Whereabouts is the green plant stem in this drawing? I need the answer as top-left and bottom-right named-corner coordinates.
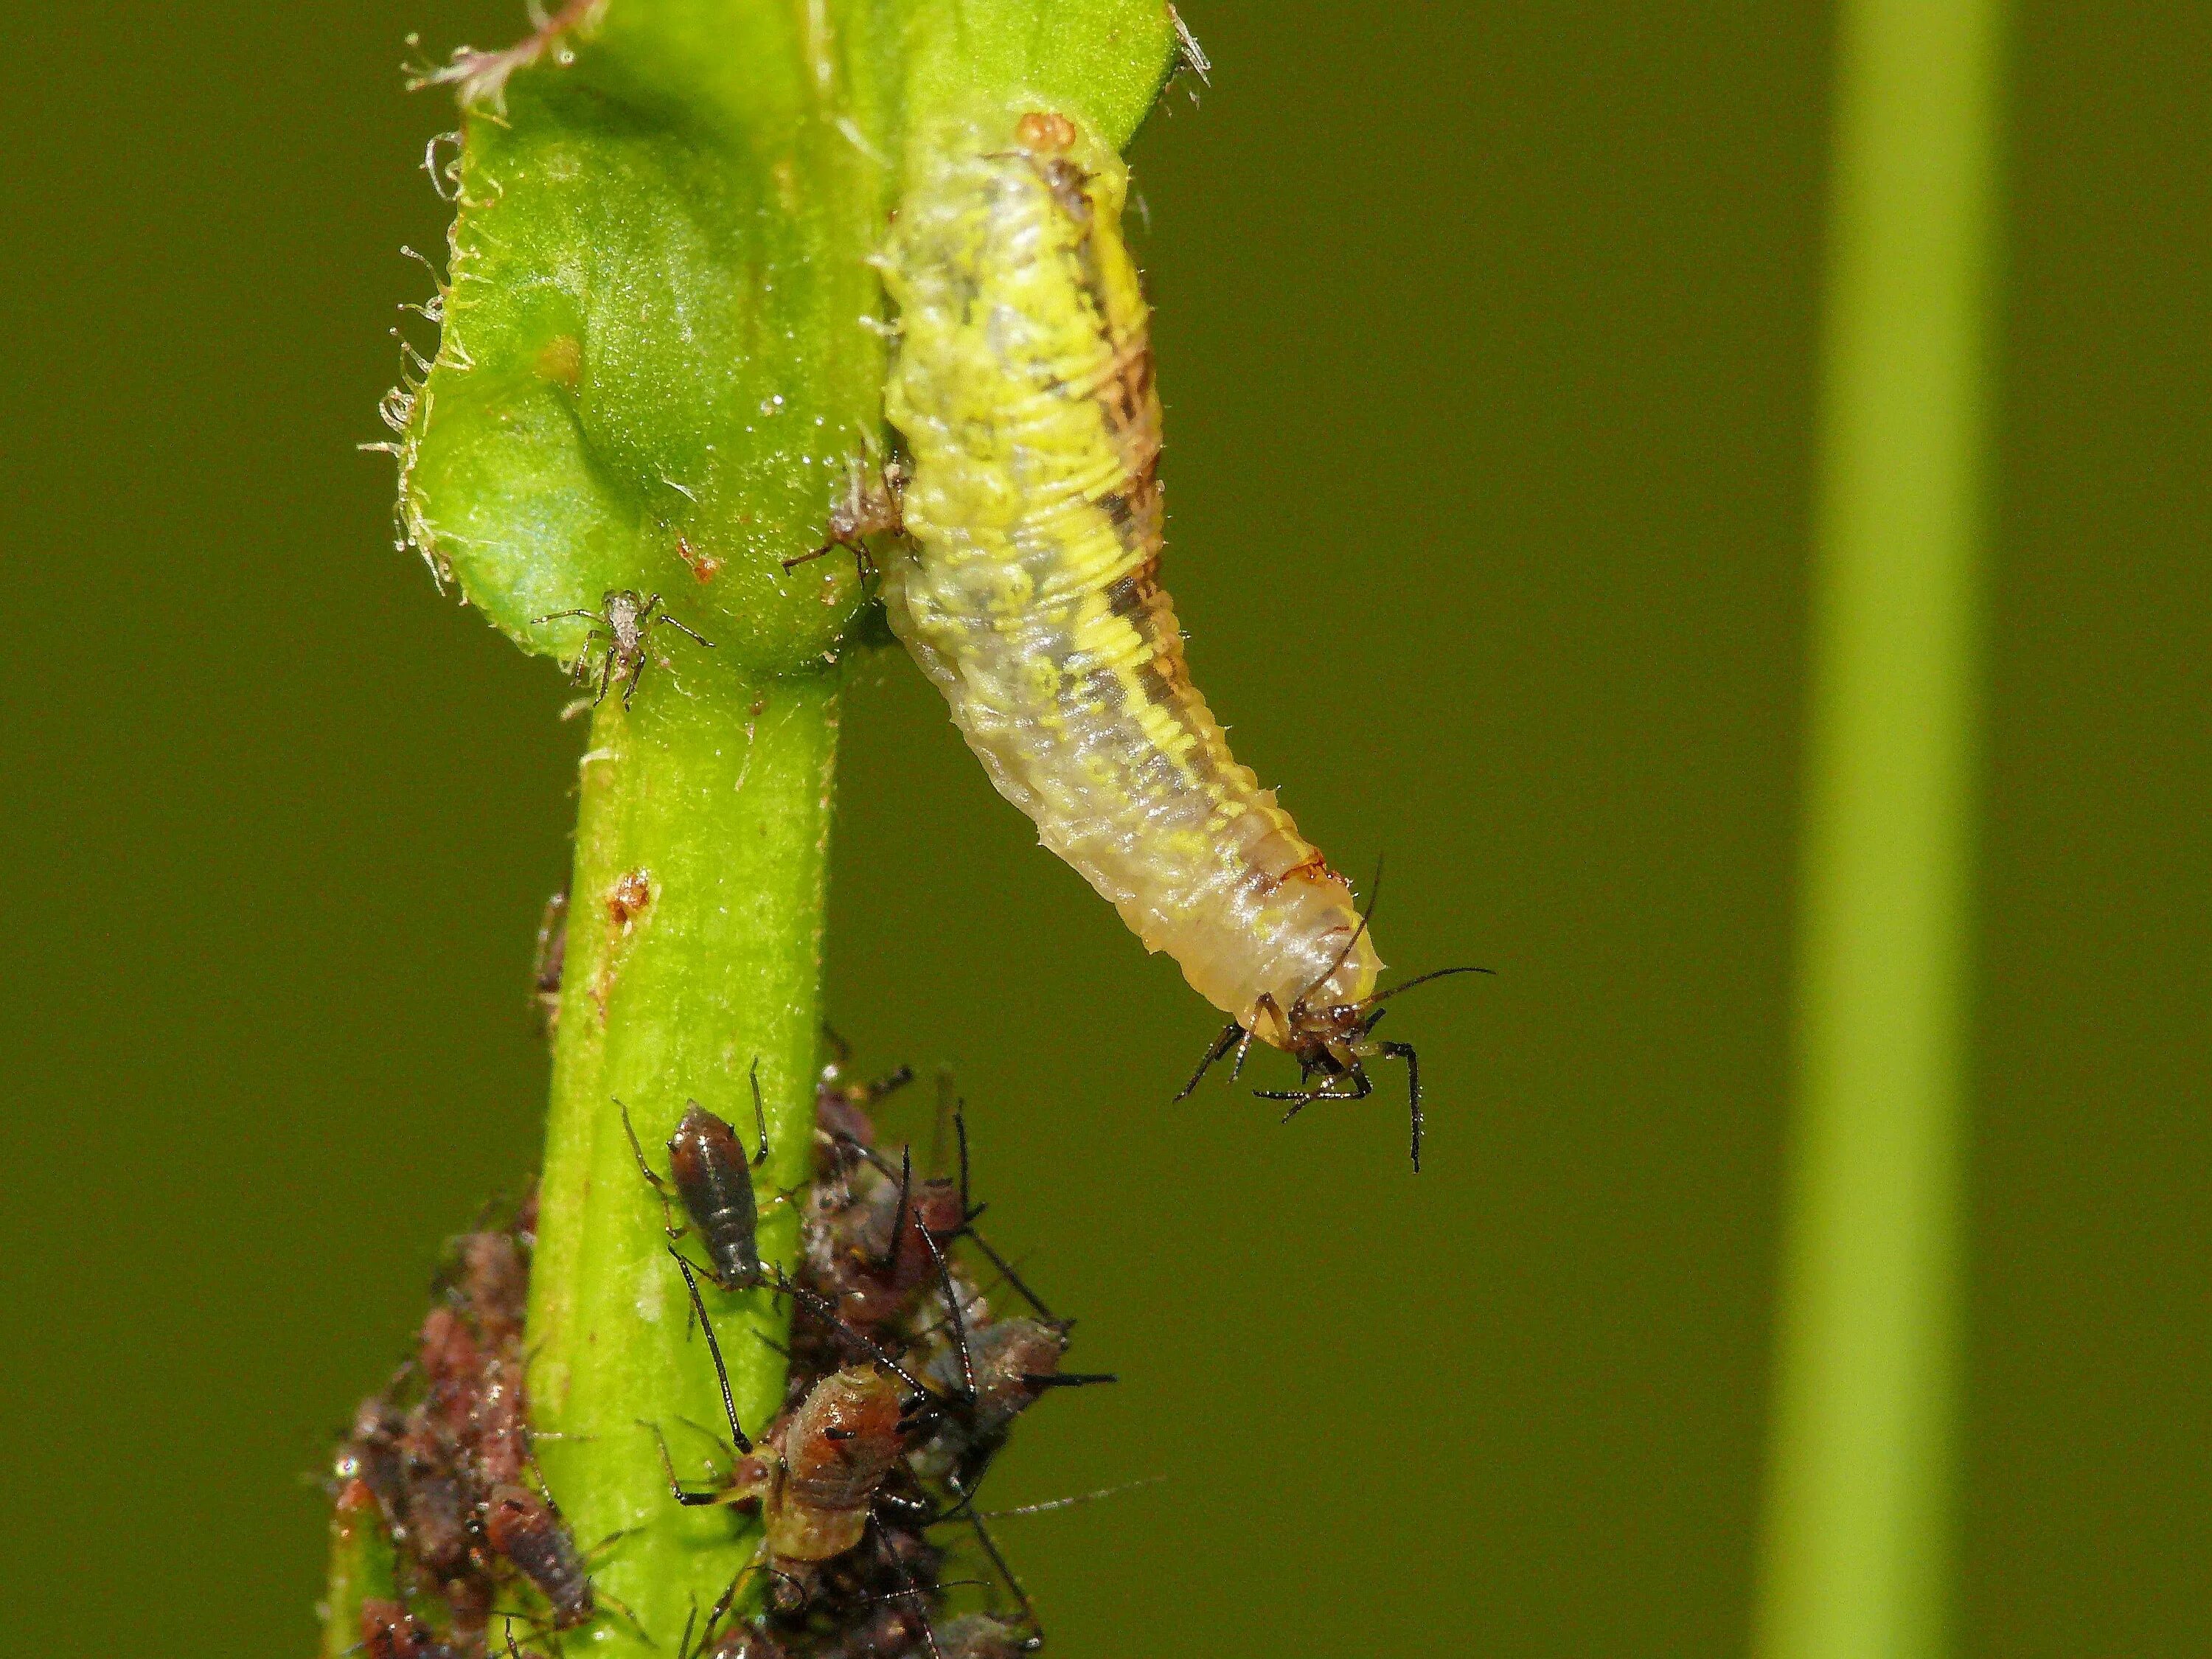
top-left (1757, 3), bottom-right (2006, 1658)
top-left (320, 1483), bottom-right (397, 1658)
top-left (529, 669), bottom-right (840, 1653)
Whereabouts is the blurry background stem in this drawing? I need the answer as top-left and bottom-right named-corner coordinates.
top-left (1757, 2), bottom-right (2007, 1658)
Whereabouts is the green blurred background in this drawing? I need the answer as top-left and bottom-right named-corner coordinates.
top-left (3, 3), bottom-right (2203, 1655)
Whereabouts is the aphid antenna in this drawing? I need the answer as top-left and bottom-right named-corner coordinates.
top-left (1021, 1371), bottom-right (1118, 1391)
top-left (770, 1268), bottom-right (936, 1399)
top-left (668, 1252), bottom-right (753, 1453)
top-left (947, 1229), bottom-right (1060, 1325)
top-left (913, 1210), bottom-right (979, 1403)
top-left (973, 1473), bottom-right (1167, 1520)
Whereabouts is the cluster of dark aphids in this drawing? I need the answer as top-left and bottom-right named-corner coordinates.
top-left (641, 1048), bottom-right (1115, 1659)
top-left (330, 1046), bottom-right (1108, 1659)
top-left (332, 1192), bottom-right (593, 1658)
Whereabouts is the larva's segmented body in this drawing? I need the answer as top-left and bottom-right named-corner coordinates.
top-left (878, 112), bottom-right (1382, 1053)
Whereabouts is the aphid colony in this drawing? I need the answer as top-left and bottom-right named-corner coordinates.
top-left (333, 1051), bottom-right (1104, 1657)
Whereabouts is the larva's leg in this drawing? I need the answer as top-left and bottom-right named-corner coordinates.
top-left (1378, 1040), bottom-right (1422, 1172)
top-left (1235, 998), bottom-right (1284, 1082)
top-left (1175, 1020), bottom-right (1245, 1101)
top-left (1260, 1065), bottom-right (1371, 1122)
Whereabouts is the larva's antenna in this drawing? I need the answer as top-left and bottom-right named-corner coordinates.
top-left (1366, 964), bottom-right (1495, 1009)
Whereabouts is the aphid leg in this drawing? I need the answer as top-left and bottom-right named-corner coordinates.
top-left (622, 644), bottom-right (650, 709)
top-left (668, 1250), bottom-right (752, 1453)
top-left (965, 1512), bottom-right (1045, 1644)
top-left (655, 613), bottom-right (715, 648)
top-left (702, 1561), bottom-right (762, 1643)
top-left (595, 644), bottom-right (616, 706)
top-left (1174, 1020), bottom-right (1245, 1101)
top-left (745, 1055), bottom-right (771, 1169)
top-left (594, 1587), bottom-right (650, 1644)
top-left (617, 1101), bottom-right (686, 1240)
top-left (642, 1419), bottom-right (738, 1506)
top-left (869, 1514), bottom-right (947, 1659)
top-left (782, 534), bottom-right (877, 582)
top-left (863, 1063), bottom-right (917, 1107)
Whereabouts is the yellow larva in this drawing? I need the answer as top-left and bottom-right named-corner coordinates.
top-left (879, 111), bottom-right (1466, 1162)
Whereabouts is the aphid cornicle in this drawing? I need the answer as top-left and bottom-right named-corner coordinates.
top-left (879, 110), bottom-right (1473, 1165)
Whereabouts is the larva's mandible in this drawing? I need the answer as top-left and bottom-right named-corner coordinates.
top-left (880, 111), bottom-right (1462, 1162)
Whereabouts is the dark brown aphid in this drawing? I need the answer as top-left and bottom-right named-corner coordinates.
top-left (620, 1060), bottom-right (774, 1293)
top-left (913, 1315), bottom-right (1112, 1498)
top-left (812, 1032), bottom-right (914, 1170)
top-left (804, 1144), bottom-right (970, 1333)
top-left (359, 1599), bottom-right (467, 1659)
top-left (529, 588), bottom-right (714, 709)
top-left (810, 1098), bottom-right (1060, 1343)
top-left (530, 890), bottom-right (567, 1036)
top-left (784, 459), bottom-right (905, 581)
top-left (482, 1484), bottom-right (594, 1629)
top-left (453, 1230), bottom-right (529, 1349)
